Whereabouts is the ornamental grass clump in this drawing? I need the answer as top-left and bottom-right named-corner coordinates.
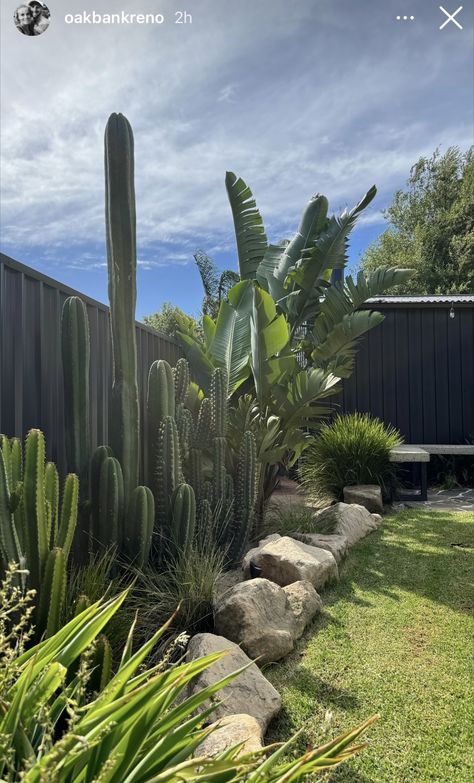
top-left (299, 413), bottom-right (402, 502)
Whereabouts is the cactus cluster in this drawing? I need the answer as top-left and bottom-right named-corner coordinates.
top-left (56, 114), bottom-right (258, 570)
top-left (146, 359), bottom-right (257, 566)
top-left (0, 429), bottom-right (78, 638)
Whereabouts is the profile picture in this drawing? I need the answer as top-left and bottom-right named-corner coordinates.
top-left (14, 2), bottom-right (50, 36)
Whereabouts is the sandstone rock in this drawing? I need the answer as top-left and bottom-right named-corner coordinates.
top-left (282, 580), bottom-right (322, 637)
top-left (293, 533), bottom-right (349, 564)
top-left (243, 535), bottom-right (338, 589)
top-left (186, 633), bottom-right (281, 731)
top-left (214, 568), bottom-right (244, 602)
top-left (195, 713), bottom-right (263, 757)
top-left (343, 484), bottom-right (384, 514)
top-left (214, 578), bottom-right (321, 664)
top-left (314, 502), bottom-right (382, 547)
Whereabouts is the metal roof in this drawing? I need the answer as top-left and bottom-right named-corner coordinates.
top-left (364, 295), bottom-right (474, 307)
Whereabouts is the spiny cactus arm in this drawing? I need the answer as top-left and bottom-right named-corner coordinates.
top-left (55, 474), bottom-right (79, 559)
top-left (44, 462), bottom-right (59, 546)
top-left (91, 634), bottom-right (113, 692)
top-left (212, 438), bottom-right (227, 505)
top-left (227, 430), bottom-right (257, 565)
top-left (38, 547), bottom-right (67, 639)
top-left (23, 429), bottom-right (48, 591)
top-left (146, 360), bottom-right (175, 487)
top-left (154, 416), bottom-right (182, 531)
top-left (61, 296), bottom-right (91, 487)
top-left (194, 397), bottom-right (212, 449)
top-left (211, 368), bottom-right (228, 438)
top-left (97, 456), bottom-right (124, 550)
top-left (90, 446), bottom-right (113, 541)
top-left (0, 448), bottom-right (22, 567)
top-left (105, 112), bottom-right (140, 501)
top-left (170, 483), bottom-right (196, 559)
top-left (174, 358), bottom-right (190, 405)
top-left (124, 485), bottom-right (154, 567)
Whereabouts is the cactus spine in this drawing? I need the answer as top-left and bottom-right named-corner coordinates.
top-left (61, 296), bottom-right (91, 489)
top-left (105, 112), bottom-right (140, 502)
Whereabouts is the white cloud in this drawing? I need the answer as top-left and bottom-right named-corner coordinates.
top-left (1, 0), bottom-right (472, 271)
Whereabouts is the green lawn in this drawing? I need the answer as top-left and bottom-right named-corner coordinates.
top-left (265, 509), bottom-right (474, 782)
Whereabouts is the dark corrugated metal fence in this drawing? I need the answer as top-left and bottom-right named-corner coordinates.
top-left (333, 300), bottom-right (474, 443)
top-left (1, 254), bottom-right (473, 477)
top-left (0, 254), bottom-right (182, 476)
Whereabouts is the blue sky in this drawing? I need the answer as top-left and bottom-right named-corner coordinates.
top-left (1, 0), bottom-right (472, 320)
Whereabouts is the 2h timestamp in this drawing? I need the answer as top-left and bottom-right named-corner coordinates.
top-left (175, 11), bottom-right (192, 24)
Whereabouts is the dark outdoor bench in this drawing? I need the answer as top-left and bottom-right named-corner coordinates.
top-left (389, 445), bottom-right (474, 502)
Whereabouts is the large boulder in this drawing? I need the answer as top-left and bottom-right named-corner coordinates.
top-left (214, 578), bottom-right (321, 664)
top-left (292, 533), bottom-right (349, 564)
top-left (313, 502), bottom-right (382, 547)
top-left (242, 535), bottom-right (338, 589)
top-left (185, 633), bottom-right (281, 731)
top-left (195, 714), bottom-right (263, 757)
top-left (283, 580), bottom-right (323, 637)
top-left (343, 484), bottom-right (384, 514)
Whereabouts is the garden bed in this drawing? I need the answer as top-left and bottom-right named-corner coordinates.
top-left (265, 509), bottom-right (474, 782)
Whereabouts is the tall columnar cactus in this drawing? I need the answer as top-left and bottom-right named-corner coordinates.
top-left (38, 547), bottom-right (66, 639)
top-left (154, 416), bottom-right (182, 531)
top-left (174, 358), bottom-right (190, 405)
top-left (124, 485), bottom-right (154, 567)
top-left (169, 482), bottom-right (196, 559)
top-left (193, 397), bottom-right (212, 448)
top-left (0, 441), bottom-right (23, 570)
top-left (61, 296), bottom-right (91, 489)
top-left (227, 430), bottom-right (257, 564)
top-left (211, 368), bottom-right (228, 438)
top-left (146, 360), bottom-right (175, 486)
top-left (105, 112), bottom-right (140, 501)
top-left (0, 429), bottom-right (79, 638)
top-left (22, 429), bottom-right (48, 592)
top-left (96, 456), bottom-right (124, 550)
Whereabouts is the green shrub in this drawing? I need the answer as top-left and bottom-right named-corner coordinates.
top-left (0, 564), bottom-right (376, 782)
top-left (299, 413), bottom-right (402, 501)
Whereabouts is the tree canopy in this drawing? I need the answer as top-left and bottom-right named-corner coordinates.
top-left (143, 302), bottom-right (199, 339)
top-left (359, 147), bottom-right (474, 294)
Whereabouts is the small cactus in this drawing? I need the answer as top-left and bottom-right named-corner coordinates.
top-left (174, 357), bottom-right (190, 405)
top-left (96, 456), bottom-right (124, 550)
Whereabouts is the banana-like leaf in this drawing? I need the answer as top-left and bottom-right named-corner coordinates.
top-left (283, 187), bottom-right (377, 330)
top-left (274, 194), bottom-right (329, 283)
top-left (176, 332), bottom-right (216, 395)
top-left (271, 368), bottom-right (340, 429)
top-left (249, 287), bottom-right (290, 404)
top-left (344, 267), bottom-right (414, 307)
top-left (312, 310), bottom-right (385, 378)
top-left (225, 172), bottom-right (268, 280)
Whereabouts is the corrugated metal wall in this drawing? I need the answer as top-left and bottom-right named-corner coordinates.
top-left (335, 303), bottom-right (474, 443)
top-left (0, 254), bottom-right (182, 476)
top-left (2, 254), bottom-right (473, 470)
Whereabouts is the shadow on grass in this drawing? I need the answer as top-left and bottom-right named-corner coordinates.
top-left (319, 509), bottom-right (474, 617)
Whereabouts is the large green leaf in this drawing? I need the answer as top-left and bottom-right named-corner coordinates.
top-left (345, 267), bottom-right (414, 307)
top-left (225, 172), bottom-right (268, 280)
top-left (274, 194), bottom-right (329, 283)
top-left (249, 288), bottom-right (290, 404)
top-left (312, 310), bottom-right (385, 378)
top-left (208, 298), bottom-right (252, 394)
